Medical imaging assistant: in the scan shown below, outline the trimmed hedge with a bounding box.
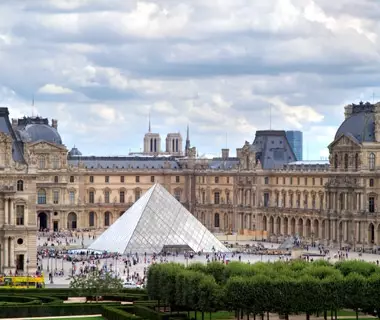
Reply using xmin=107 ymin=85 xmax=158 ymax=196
xmin=0 ymin=303 xmax=118 ymax=318
xmin=102 ymin=306 xmax=142 ymax=320
xmin=133 ymin=305 xmax=187 ymax=320
xmin=0 ymin=288 xmax=146 ymax=296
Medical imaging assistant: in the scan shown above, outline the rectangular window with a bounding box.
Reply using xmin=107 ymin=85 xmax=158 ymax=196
xmin=16 ymin=205 xmax=24 ymax=226
xmin=136 ymin=176 xmax=140 ymax=183
xmin=226 ymin=192 xmax=230 ymax=204
xmin=54 ymin=176 xmax=59 ymax=183
xmin=69 ymin=191 xmax=75 ymax=204
xmin=151 ymin=176 xmax=155 ymax=183
xmin=53 ymin=190 xmax=59 ymax=204
xmin=70 ymin=176 xmax=74 ymax=183
xmin=105 ymin=191 xmax=110 ymax=203
xmin=202 ymin=191 xmax=206 ymax=204
xmin=283 ymin=177 xmax=285 ymax=184
xmin=320 ymin=178 xmax=323 ymax=185
xmin=176 ymin=176 xmax=180 ymax=183
xmin=297 ymin=177 xmax=300 ymax=185
xmin=120 ymin=191 xmax=125 ymax=203
xmin=264 ymin=177 xmax=269 ymax=184
xmin=312 ymin=178 xmax=315 ymax=186
xmin=227 ymin=177 xmax=230 ymax=184
xmin=90 ymin=176 xmax=94 ymax=183
xmin=120 ymin=176 xmax=124 ymax=183
xmin=215 ymin=177 xmax=219 ymax=183
xmin=369 ymin=197 xmax=375 ymax=213
xmin=105 ymin=176 xmax=109 ymax=183
xmin=304 ymin=177 xmax=307 ymax=185
xmin=214 ymin=192 xmax=220 ymax=204
xmin=264 ymin=193 xmax=270 ymax=207
xmin=290 ymin=177 xmax=293 ymax=185
xmin=202 ymin=176 xmax=205 ymax=183
xmin=89 ymin=191 xmax=94 ymax=204
xmin=276 ymin=177 xmax=279 ymax=184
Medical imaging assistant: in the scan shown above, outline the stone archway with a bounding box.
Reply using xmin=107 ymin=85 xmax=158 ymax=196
xmin=313 ymin=220 xmax=319 ymax=238
xmin=262 ymin=216 xmax=268 ymax=232
xmin=269 ymin=216 xmax=274 ymax=234
xmin=290 ymin=218 xmax=296 ymax=235
xmin=276 ymin=216 xmax=281 ymax=235
xmin=283 ymin=217 xmax=288 ymax=235
xmin=368 ymin=223 xmax=375 ymax=244
xmin=67 ymin=212 xmax=77 ymax=230
xmin=38 ymin=212 xmax=48 ymax=231
xmin=298 ymin=218 xmax=303 ymax=237
xmin=305 ymin=219 xmax=311 ymax=237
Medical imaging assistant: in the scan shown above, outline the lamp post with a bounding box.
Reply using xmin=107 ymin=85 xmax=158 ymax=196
xmin=26 ymin=257 xmax=30 ymax=288
xmin=50 ymin=257 xmax=54 ymax=284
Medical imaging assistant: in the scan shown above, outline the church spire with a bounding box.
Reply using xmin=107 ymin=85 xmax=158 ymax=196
xmin=185 ymin=124 xmax=191 ymax=156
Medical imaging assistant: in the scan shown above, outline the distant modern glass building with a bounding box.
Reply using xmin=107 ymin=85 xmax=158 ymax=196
xmin=286 ymin=131 xmax=303 ymax=160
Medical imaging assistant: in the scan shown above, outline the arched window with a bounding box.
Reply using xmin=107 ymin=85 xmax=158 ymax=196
xmin=39 ymin=156 xmax=46 ymax=169
xmin=89 ymin=212 xmax=95 ymax=227
xmin=52 ymin=155 xmax=60 ymax=169
xmin=344 ymin=154 xmax=349 ymax=170
xmin=214 ymin=213 xmax=220 ymax=228
xmin=16 ymin=205 xmax=24 ymax=225
xmin=334 ymin=154 xmax=338 ymax=169
xmin=355 ymin=153 xmax=359 ymax=170
xmin=174 ymin=189 xmax=181 ymax=201
xmin=37 ymin=189 xmax=46 ymax=204
xmin=369 ymin=153 xmax=376 ymax=170
xmin=104 ymin=191 xmax=110 ymax=203
xmin=104 ymin=211 xmax=111 ymax=226
xmin=135 ymin=189 xmax=141 ymax=201
xmin=214 ymin=192 xmax=220 ymax=204
xmin=17 ymin=180 xmax=23 ymax=191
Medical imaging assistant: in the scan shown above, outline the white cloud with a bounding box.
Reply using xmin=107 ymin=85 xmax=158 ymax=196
xmin=1 ymin=0 xmax=379 ymax=157
xmin=38 ymin=84 xmax=74 ymax=94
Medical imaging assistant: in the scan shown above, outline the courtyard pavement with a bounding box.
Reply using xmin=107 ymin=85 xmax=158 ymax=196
xmin=37 ymin=234 xmax=380 ymax=288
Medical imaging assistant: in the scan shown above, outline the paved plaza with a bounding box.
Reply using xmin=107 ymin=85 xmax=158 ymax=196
xmin=37 ymin=232 xmax=380 ymax=288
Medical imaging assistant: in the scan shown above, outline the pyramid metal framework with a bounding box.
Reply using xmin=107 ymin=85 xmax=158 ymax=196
xmin=88 ymin=183 xmax=229 ymax=254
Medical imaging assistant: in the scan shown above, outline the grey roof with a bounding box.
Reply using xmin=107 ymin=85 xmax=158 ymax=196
xmin=335 ymin=111 xmax=375 ymax=143
xmin=69 ymin=147 xmax=82 ymax=156
xmin=68 ymin=156 xmax=180 ymax=169
xmin=0 ymin=108 xmax=25 ymax=163
xmin=208 ymin=158 xmax=239 ymax=170
xmin=14 ymin=116 xmax=62 ymax=145
xmin=253 ymin=130 xmax=296 ymax=169
xmin=288 ymin=160 xmax=329 ymax=165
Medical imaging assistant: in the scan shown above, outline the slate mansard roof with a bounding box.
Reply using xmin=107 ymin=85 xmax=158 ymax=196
xmin=14 ymin=116 xmax=62 ymax=145
xmin=335 ymin=102 xmax=378 ymax=143
xmin=0 ymin=108 xmax=25 ymax=163
xmin=252 ymin=130 xmax=297 ymax=170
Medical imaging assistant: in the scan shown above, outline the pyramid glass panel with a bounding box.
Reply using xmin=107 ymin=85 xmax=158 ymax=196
xmin=88 ymin=183 xmax=229 ymax=254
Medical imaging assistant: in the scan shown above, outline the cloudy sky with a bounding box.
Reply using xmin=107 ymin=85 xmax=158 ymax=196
xmin=1 ymin=0 xmax=379 ymax=159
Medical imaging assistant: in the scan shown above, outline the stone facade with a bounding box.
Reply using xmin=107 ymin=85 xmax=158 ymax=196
xmin=3 ymin=102 xmax=380 ymax=273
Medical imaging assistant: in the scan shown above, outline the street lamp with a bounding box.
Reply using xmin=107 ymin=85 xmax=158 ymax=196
xmin=50 ymin=257 xmax=54 ymax=284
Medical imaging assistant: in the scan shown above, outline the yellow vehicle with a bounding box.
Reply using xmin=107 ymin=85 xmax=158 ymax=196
xmin=0 ymin=275 xmax=45 ymax=288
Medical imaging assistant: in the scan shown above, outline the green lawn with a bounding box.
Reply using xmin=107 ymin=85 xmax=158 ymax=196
xmin=27 ymin=317 xmax=104 ymax=320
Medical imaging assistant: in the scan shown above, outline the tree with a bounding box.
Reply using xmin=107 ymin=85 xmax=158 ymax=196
xmin=69 ymin=269 xmax=123 ymax=302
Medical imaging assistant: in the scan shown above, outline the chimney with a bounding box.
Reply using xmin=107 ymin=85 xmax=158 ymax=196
xmin=51 ymin=119 xmax=58 ymax=129
xmin=222 ymin=148 xmax=229 ymax=159
xmin=344 ymin=105 xmax=353 ymax=119
xmin=11 ymin=119 xmax=17 ymax=127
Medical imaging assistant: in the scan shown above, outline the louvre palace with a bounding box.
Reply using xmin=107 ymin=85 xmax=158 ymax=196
xmin=0 ymin=101 xmax=380 ymax=272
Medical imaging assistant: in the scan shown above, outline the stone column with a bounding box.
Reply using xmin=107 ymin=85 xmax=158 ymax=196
xmin=9 ymin=199 xmax=14 ymax=225
xmin=3 ymin=237 xmax=8 ymax=269
xmin=4 ymin=198 xmax=8 ymax=224
xmin=9 ymin=237 xmax=14 ymax=268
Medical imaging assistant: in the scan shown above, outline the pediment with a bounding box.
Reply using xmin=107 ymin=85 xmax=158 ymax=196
xmin=328 ymin=133 xmax=361 ymax=150
xmin=28 ymin=140 xmax=67 ymax=152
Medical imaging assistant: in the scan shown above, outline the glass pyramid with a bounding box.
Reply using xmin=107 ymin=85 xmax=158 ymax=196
xmin=88 ymin=183 xmax=229 ymax=254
